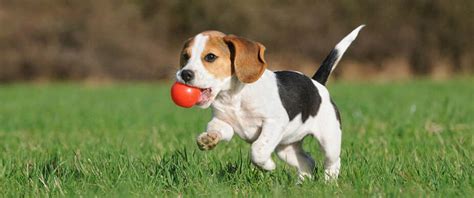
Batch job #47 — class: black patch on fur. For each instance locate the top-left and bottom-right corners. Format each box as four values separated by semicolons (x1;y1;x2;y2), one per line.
275;71;321;122
312;49;339;85
331;99;342;128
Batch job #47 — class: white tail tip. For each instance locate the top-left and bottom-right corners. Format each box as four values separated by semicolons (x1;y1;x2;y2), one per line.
335;24;365;51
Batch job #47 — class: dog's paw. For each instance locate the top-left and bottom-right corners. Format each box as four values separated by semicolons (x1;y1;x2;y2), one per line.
260;159;276;171
196;131;221;151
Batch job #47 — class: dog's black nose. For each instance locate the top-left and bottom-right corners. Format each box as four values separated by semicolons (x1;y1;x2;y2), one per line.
180;70;194;83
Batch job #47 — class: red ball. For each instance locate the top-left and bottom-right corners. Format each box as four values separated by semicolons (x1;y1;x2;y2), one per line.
171;82;201;108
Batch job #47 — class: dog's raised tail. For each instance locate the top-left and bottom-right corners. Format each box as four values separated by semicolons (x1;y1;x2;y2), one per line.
312;25;365;85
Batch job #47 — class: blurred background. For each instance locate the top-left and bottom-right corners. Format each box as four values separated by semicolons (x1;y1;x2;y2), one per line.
0;0;473;83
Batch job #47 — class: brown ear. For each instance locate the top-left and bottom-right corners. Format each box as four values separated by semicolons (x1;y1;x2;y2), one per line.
224;35;267;83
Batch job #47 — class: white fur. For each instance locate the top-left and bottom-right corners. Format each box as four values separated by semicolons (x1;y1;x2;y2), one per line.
178;26;363;181
176;34;213;89
330;24;365;72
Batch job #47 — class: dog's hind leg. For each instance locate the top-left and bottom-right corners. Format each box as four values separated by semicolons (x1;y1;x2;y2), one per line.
276;142;315;181
314;123;342;181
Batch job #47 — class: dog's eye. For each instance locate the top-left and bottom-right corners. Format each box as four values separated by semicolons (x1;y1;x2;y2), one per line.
204;53;217;62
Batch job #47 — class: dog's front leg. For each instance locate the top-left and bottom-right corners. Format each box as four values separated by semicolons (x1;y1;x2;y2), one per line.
196;117;234;151
251;120;284;171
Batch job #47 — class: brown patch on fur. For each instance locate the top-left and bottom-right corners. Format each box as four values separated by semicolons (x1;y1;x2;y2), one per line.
224;35;267;83
179;37;194;67
201;35;233;79
201;30;226;37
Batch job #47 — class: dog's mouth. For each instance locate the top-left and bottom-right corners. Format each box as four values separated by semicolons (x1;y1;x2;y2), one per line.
197;88;213;106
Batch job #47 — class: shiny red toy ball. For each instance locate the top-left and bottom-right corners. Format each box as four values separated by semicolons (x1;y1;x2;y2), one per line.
171;82;201;108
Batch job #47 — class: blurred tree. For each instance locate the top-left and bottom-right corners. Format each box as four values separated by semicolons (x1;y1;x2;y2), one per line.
0;0;472;82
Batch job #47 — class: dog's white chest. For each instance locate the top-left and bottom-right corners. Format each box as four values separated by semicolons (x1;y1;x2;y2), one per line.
212;96;263;142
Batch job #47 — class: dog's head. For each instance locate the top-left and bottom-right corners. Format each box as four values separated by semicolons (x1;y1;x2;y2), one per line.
176;31;267;108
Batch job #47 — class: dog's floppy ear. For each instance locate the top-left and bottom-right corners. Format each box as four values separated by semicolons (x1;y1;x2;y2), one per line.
224;35;267;83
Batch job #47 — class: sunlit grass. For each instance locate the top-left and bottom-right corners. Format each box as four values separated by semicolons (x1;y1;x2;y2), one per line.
0;79;472;196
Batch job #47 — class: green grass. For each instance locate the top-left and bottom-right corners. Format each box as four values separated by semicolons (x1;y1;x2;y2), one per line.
0;79;473;197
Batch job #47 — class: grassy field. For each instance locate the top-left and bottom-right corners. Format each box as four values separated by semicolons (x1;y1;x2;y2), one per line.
0;79;472;197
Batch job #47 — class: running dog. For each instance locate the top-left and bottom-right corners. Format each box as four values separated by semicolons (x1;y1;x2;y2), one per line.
175;25;364;180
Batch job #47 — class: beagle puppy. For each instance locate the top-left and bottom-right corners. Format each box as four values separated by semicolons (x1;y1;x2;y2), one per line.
176;25;364;181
